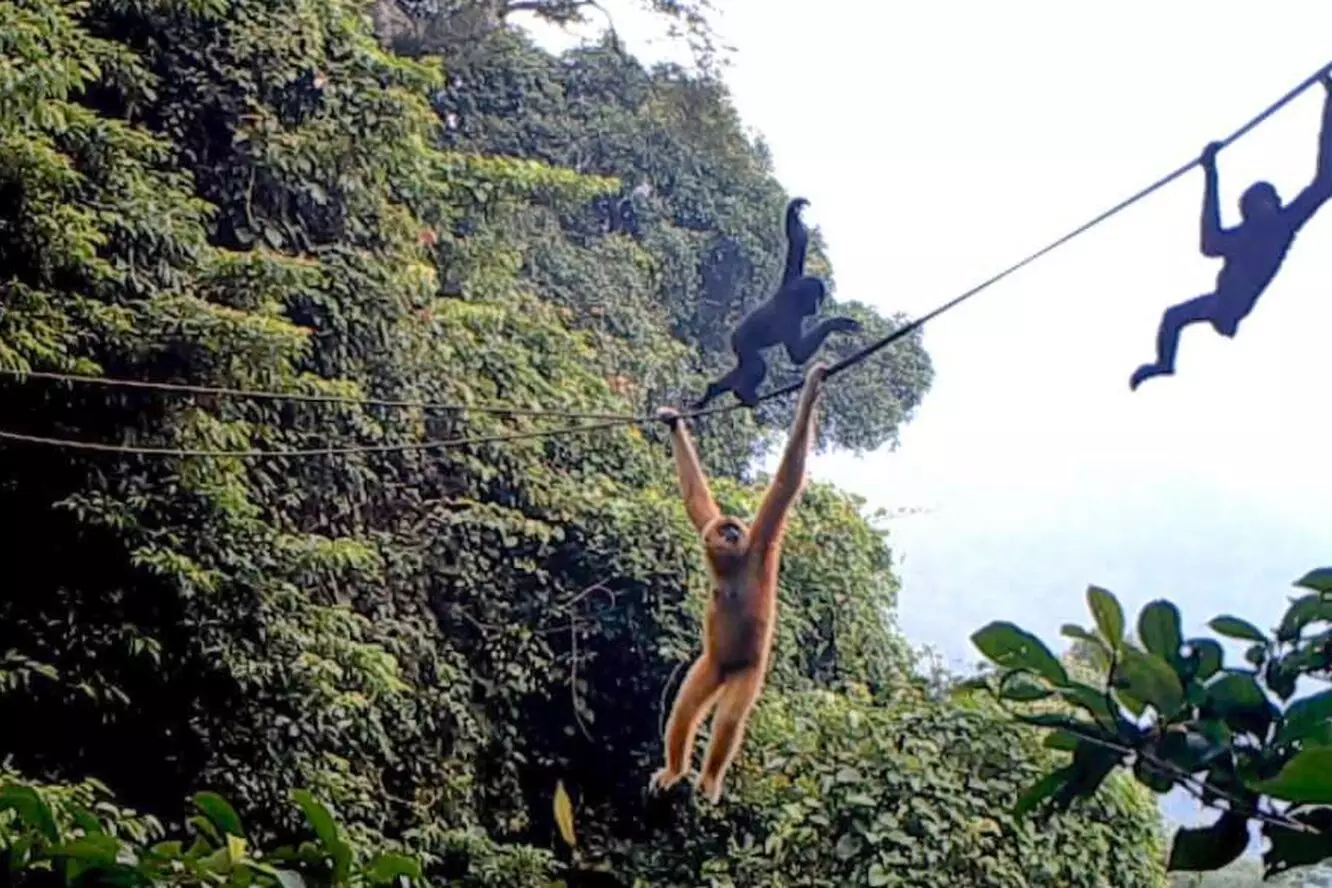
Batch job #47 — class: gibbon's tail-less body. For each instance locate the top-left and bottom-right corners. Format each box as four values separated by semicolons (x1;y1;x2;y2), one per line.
649;362;828;804
1130;68;1332;390
694;199;861;409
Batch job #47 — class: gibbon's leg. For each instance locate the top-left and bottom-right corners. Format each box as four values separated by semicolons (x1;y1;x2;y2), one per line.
695;666;765;804
650;656;723;792
729;349;768;407
1129;294;1218;390
782;316;861;366
696;349;767;409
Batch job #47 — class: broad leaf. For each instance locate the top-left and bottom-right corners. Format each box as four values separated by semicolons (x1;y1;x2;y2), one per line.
1043;731;1082;752
1277;593;1332;642
193;792;244;839
1262;808;1332;879
553;780;576;848
999;670;1054;702
1013;765;1074;819
1062;625;1112;670
1293;567;1332;595
367;852;423;885
1184;638;1224;683
1208;616;1268;644
1117;647;1184;718
970;622;1068;687
291;790;338;847
1252;747;1332;803
1205;671;1275;738
1138;599;1183;668
1087;586;1124;648
0;784;60;843
1167;811;1249;872
49;834;121;865
1057;682;1116;726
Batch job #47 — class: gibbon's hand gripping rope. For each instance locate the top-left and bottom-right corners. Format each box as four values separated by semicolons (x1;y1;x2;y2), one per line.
0;60;1327;459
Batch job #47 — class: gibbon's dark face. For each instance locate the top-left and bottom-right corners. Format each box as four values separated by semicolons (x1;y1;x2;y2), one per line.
703;516;749;556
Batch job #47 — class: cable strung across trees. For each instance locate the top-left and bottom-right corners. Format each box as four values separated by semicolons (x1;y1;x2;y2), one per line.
2;60;1328;459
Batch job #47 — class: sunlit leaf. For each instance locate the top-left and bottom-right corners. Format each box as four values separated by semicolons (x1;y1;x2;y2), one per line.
0;784;60;843
367;852;423;885
1252;747;1332;804
291;790;338;847
553;779;576;848
193;792;244;839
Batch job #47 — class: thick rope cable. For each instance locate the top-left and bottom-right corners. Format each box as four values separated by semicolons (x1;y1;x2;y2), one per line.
0;368;639;422
731;60;1332;410
0;62;1325;458
0;415;645;458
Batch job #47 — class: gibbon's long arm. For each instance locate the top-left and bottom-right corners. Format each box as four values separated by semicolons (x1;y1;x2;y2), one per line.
1199;155;1228;258
781;199;809;286
1287;74;1332;226
665;416;721;532
749;365;824;552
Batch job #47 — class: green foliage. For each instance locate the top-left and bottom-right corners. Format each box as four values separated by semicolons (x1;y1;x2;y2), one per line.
616;686;1166;887
0;774;427;887
0;0;1165;883
970;569;1332;879
433;29;935;475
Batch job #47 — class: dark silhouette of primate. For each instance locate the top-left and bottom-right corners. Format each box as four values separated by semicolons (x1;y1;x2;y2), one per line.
694;199;861;408
1130;69;1332;391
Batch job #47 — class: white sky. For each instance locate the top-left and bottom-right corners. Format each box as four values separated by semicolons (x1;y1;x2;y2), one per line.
523;0;1332;836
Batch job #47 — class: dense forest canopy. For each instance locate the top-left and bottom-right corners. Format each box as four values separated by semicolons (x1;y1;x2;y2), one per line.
0;0;1180;884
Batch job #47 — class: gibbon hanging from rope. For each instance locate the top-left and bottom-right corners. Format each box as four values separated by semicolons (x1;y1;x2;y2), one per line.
650;361;828;803
693;199;861;409
1130;67;1332;389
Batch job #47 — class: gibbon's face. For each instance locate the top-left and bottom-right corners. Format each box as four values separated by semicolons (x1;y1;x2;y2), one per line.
702;515;749;557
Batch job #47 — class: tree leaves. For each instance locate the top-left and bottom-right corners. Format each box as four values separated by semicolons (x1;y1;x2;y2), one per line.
982;572;1332;876
1208;616;1269;643
1087;586;1125;648
1252;747;1332;804
1138;600;1182;667
1166;810;1249;873
1278;689;1332;745
553;780;576;848
1263;808;1332;879
1116;647;1183;718
0;784;60;843
193;791;244;839
1293;567;1332;595
971;622;1069;687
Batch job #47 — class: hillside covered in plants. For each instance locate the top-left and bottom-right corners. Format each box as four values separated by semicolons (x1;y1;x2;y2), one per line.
0;0;1170;883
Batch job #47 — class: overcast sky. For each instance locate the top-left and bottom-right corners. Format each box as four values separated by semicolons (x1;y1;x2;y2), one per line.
524;1;1332;834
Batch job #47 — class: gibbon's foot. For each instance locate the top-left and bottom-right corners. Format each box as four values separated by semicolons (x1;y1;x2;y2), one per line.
648;767;684;794
694;773;723;805
1129;362;1172;391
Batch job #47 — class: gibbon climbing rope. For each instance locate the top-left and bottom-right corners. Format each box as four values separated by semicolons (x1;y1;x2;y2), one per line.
0;60;1327;459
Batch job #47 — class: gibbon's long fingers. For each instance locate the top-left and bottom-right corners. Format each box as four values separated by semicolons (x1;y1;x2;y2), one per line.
696;668;764;804
657;657;723;785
